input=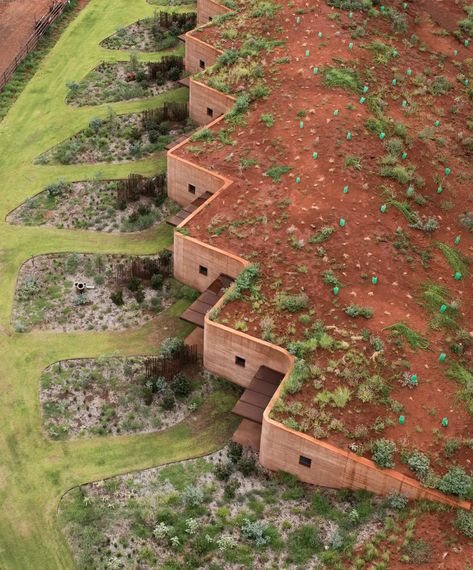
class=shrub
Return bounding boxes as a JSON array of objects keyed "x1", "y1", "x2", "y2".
[
  {"x1": 276, "y1": 292, "x2": 309, "y2": 312},
  {"x1": 228, "y1": 442, "x2": 243, "y2": 463},
  {"x1": 309, "y1": 226, "x2": 335, "y2": 243},
  {"x1": 283, "y1": 359, "x2": 311, "y2": 395},
  {"x1": 182, "y1": 485, "x2": 204, "y2": 507},
  {"x1": 437, "y1": 467, "x2": 472, "y2": 498},
  {"x1": 345, "y1": 304, "x2": 373, "y2": 318},
  {"x1": 214, "y1": 461, "x2": 234, "y2": 481},
  {"x1": 172, "y1": 372, "x2": 192, "y2": 397},
  {"x1": 134, "y1": 289, "x2": 145, "y2": 303},
  {"x1": 455, "y1": 509, "x2": 473, "y2": 538},
  {"x1": 286, "y1": 524, "x2": 322, "y2": 564},
  {"x1": 224, "y1": 479, "x2": 240, "y2": 499},
  {"x1": 402, "y1": 539, "x2": 432, "y2": 563},
  {"x1": 237, "y1": 454, "x2": 258, "y2": 476},
  {"x1": 324, "y1": 66, "x2": 361, "y2": 92},
  {"x1": 387, "y1": 492, "x2": 408, "y2": 510},
  {"x1": 110, "y1": 289, "x2": 124, "y2": 306},
  {"x1": 161, "y1": 390, "x2": 175, "y2": 411},
  {"x1": 240, "y1": 519, "x2": 269, "y2": 546},
  {"x1": 265, "y1": 165, "x2": 292, "y2": 182},
  {"x1": 371, "y1": 439, "x2": 396, "y2": 468},
  {"x1": 407, "y1": 452, "x2": 430, "y2": 478},
  {"x1": 150, "y1": 273, "x2": 164, "y2": 289},
  {"x1": 159, "y1": 337, "x2": 184, "y2": 358}
]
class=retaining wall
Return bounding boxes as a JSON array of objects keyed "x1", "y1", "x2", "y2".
[
  {"x1": 166, "y1": 0, "x2": 471, "y2": 511},
  {"x1": 197, "y1": 0, "x2": 233, "y2": 26},
  {"x1": 189, "y1": 78, "x2": 235, "y2": 124},
  {"x1": 184, "y1": 31, "x2": 222, "y2": 75}
]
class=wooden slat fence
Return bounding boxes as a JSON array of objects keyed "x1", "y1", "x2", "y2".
[
  {"x1": 116, "y1": 173, "x2": 166, "y2": 204},
  {"x1": 0, "y1": 0, "x2": 69, "y2": 92},
  {"x1": 114, "y1": 253, "x2": 173, "y2": 284},
  {"x1": 144, "y1": 345, "x2": 199, "y2": 380}
]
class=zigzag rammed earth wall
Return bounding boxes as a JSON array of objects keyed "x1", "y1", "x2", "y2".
[{"x1": 166, "y1": 0, "x2": 471, "y2": 510}]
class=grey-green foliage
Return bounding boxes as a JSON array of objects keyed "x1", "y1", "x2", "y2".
[{"x1": 371, "y1": 439, "x2": 396, "y2": 468}]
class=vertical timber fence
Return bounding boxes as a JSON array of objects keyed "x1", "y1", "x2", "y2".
[{"x1": 0, "y1": 0, "x2": 69, "y2": 92}]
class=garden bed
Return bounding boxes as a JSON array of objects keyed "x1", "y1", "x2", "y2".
[
  {"x1": 35, "y1": 103, "x2": 192, "y2": 165},
  {"x1": 7, "y1": 176, "x2": 178, "y2": 233},
  {"x1": 12, "y1": 251, "x2": 186, "y2": 333},
  {"x1": 60, "y1": 443, "x2": 473, "y2": 569},
  {"x1": 66, "y1": 56, "x2": 183, "y2": 107},
  {"x1": 101, "y1": 11, "x2": 196, "y2": 52},
  {"x1": 40, "y1": 352, "x2": 215, "y2": 440}
]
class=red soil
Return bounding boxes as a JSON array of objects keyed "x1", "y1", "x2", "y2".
[
  {"x1": 0, "y1": 0, "x2": 88, "y2": 78},
  {"x1": 179, "y1": 0, "x2": 473, "y2": 481}
]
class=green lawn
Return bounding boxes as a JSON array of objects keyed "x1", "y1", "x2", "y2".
[{"x1": 0, "y1": 1, "x2": 238, "y2": 568}]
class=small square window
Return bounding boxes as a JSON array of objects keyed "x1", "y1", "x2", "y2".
[
  {"x1": 299, "y1": 455, "x2": 312, "y2": 468},
  {"x1": 209, "y1": 16, "x2": 213, "y2": 21},
  {"x1": 199, "y1": 265, "x2": 208, "y2": 276},
  {"x1": 199, "y1": 59, "x2": 205, "y2": 70},
  {"x1": 207, "y1": 107, "x2": 214, "y2": 118},
  {"x1": 235, "y1": 356, "x2": 246, "y2": 368},
  {"x1": 188, "y1": 183, "x2": 196, "y2": 195}
]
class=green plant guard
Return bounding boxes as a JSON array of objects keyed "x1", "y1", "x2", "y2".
[
  {"x1": 455, "y1": 236, "x2": 461, "y2": 245},
  {"x1": 296, "y1": 177, "x2": 301, "y2": 184},
  {"x1": 346, "y1": 132, "x2": 351, "y2": 141},
  {"x1": 392, "y1": 79, "x2": 397, "y2": 86},
  {"x1": 300, "y1": 121, "x2": 304, "y2": 129},
  {"x1": 465, "y1": 40, "x2": 469, "y2": 47},
  {"x1": 454, "y1": 272, "x2": 462, "y2": 280},
  {"x1": 411, "y1": 374, "x2": 417, "y2": 385},
  {"x1": 379, "y1": 132, "x2": 385, "y2": 140},
  {"x1": 399, "y1": 415, "x2": 405, "y2": 425},
  {"x1": 454, "y1": 49, "x2": 458, "y2": 56},
  {"x1": 360, "y1": 97, "x2": 366, "y2": 104},
  {"x1": 440, "y1": 304, "x2": 447, "y2": 313},
  {"x1": 392, "y1": 49, "x2": 399, "y2": 57},
  {"x1": 434, "y1": 120, "x2": 440, "y2": 127},
  {"x1": 465, "y1": 79, "x2": 469, "y2": 86},
  {"x1": 445, "y1": 167, "x2": 451, "y2": 175},
  {"x1": 439, "y1": 352, "x2": 446, "y2": 362},
  {"x1": 313, "y1": 152, "x2": 318, "y2": 159},
  {"x1": 380, "y1": 204, "x2": 387, "y2": 213},
  {"x1": 402, "y1": 152, "x2": 407, "y2": 159},
  {"x1": 348, "y1": 11, "x2": 353, "y2": 18},
  {"x1": 333, "y1": 109, "x2": 339, "y2": 116},
  {"x1": 339, "y1": 218, "x2": 346, "y2": 227},
  {"x1": 349, "y1": 42, "x2": 353, "y2": 50},
  {"x1": 403, "y1": 2, "x2": 408, "y2": 8},
  {"x1": 442, "y1": 417, "x2": 448, "y2": 427},
  {"x1": 318, "y1": 31, "x2": 322, "y2": 38},
  {"x1": 437, "y1": 186, "x2": 443, "y2": 194},
  {"x1": 296, "y1": 16, "x2": 301, "y2": 24},
  {"x1": 380, "y1": 5, "x2": 385, "y2": 12},
  {"x1": 402, "y1": 100, "x2": 407, "y2": 107},
  {"x1": 305, "y1": 49, "x2": 310, "y2": 57},
  {"x1": 407, "y1": 68, "x2": 412, "y2": 76},
  {"x1": 372, "y1": 276, "x2": 378, "y2": 284},
  {"x1": 363, "y1": 85, "x2": 369, "y2": 93},
  {"x1": 333, "y1": 286, "x2": 339, "y2": 295},
  {"x1": 313, "y1": 67, "x2": 319, "y2": 74},
  {"x1": 343, "y1": 185, "x2": 348, "y2": 193}
]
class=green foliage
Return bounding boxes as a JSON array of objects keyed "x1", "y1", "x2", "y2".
[
  {"x1": 421, "y1": 281, "x2": 459, "y2": 330},
  {"x1": 324, "y1": 67, "x2": 361, "y2": 92},
  {"x1": 309, "y1": 226, "x2": 336, "y2": 243},
  {"x1": 276, "y1": 292, "x2": 309, "y2": 312},
  {"x1": 159, "y1": 337, "x2": 185, "y2": 358},
  {"x1": 407, "y1": 452, "x2": 430, "y2": 479},
  {"x1": 437, "y1": 467, "x2": 472, "y2": 498},
  {"x1": 428, "y1": 75, "x2": 452, "y2": 96},
  {"x1": 286, "y1": 524, "x2": 322, "y2": 564},
  {"x1": 345, "y1": 304, "x2": 373, "y2": 319},
  {"x1": 282, "y1": 359, "x2": 311, "y2": 395},
  {"x1": 371, "y1": 439, "x2": 396, "y2": 468},
  {"x1": 455, "y1": 509, "x2": 473, "y2": 538},
  {"x1": 446, "y1": 363, "x2": 473, "y2": 415},
  {"x1": 401, "y1": 539, "x2": 432, "y2": 564},
  {"x1": 379, "y1": 164, "x2": 413, "y2": 184},
  {"x1": 265, "y1": 165, "x2": 292, "y2": 182},
  {"x1": 260, "y1": 113, "x2": 274, "y2": 127},
  {"x1": 344, "y1": 155, "x2": 362, "y2": 170},
  {"x1": 384, "y1": 322, "x2": 429, "y2": 350},
  {"x1": 225, "y1": 264, "x2": 260, "y2": 302},
  {"x1": 250, "y1": 1, "x2": 280, "y2": 18},
  {"x1": 437, "y1": 242, "x2": 470, "y2": 276}
]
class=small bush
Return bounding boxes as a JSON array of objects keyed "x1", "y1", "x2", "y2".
[
  {"x1": 407, "y1": 451, "x2": 430, "y2": 478},
  {"x1": 159, "y1": 337, "x2": 184, "y2": 358},
  {"x1": 455, "y1": 509, "x2": 473, "y2": 538},
  {"x1": 437, "y1": 467, "x2": 472, "y2": 498},
  {"x1": 228, "y1": 442, "x2": 243, "y2": 463},
  {"x1": 182, "y1": 485, "x2": 204, "y2": 507},
  {"x1": 240, "y1": 519, "x2": 269, "y2": 546},
  {"x1": 171, "y1": 372, "x2": 192, "y2": 397},
  {"x1": 110, "y1": 289, "x2": 124, "y2": 306},
  {"x1": 345, "y1": 304, "x2": 373, "y2": 319},
  {"x1": 387, "y1": 492, "x2": 408, "y2": 510},
  {"x1": 237, "y1": 454, "x2": 258, "y2": 476},
  {"x1": 276, "y1": 292, "x2": 309, "y2": 312},
  {"x1": 372, "y1": 439, "x2": 396, "y2": 468}
]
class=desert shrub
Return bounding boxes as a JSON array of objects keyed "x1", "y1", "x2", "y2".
[
  {"x1": 455, "y1": 509, "x2": 473, "y2": 538},
  {"x1": 428, "y1": 75, "x2": 452, "y2": 96},
  {"x1": 171, "y1": 372, "x2": 192, "y2": 397},
  {"x1": 407, "y1": 451, "x2": 430, "y2": 478},
  {"x1": 345, "y1": 304, "x2": 373, "y2": 318},
  {"x1": 437, "y1": 467, "x2": 472, "y2": 498},
  {"x1": 182, "y1": 485, "x2": 204, "y2": 507},
  {"x1": 223, "y1": 479, "x2": 240, "y2": 499},
  {"x1": 240, "y1": 519, "x2": 269, "y2": 546},
  {"x1": 150, "y1": 273, "x2": 164, "y2": 289},
  {"x1": 18, "y1": 275, "x2": 40, "y2": 300},
  {"x1": 214, "y1": 461, "x2": 234, "y2": 481},
  {"x1": 159, "y1": 337, "x2": 184, "y2": 358},
  {"x1": 402, "y1": 539, "x2": 432, "y2": 563},
  {"x1": 309, "y1": 226, "x2": 335, "y2": 243},
  {"x1": 237, "y1": 454, "x2": 258, "y2": 476},
  {"x1": 276, "y1": 292, "x2": 309, "y2": 312},
  {"x1": 283, "y1": 359, "x2": 311, "y2": 395},
  {"x1": 228, "y1": 442, "x2": 243, "y2": 463},
  {"x1": 371, "y1": 439, "x2": 396, "y2": 468},
  {"x1": 387, "y1": 492, "x2": 408, "y2": 510},
  {"x1": 265, "y1": 165, "x2": 292, "y2": 182},
  {"x1": 110, "y1": 289, "x2": 124, "y2": 306},
  {"x1": 161, "y1": 390, "x2": 175, "y2": 411},
  {"x1": 324, "y1": 66, "x2": 361, "y2": 92}
]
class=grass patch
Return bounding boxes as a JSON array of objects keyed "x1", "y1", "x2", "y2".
[{"x1": 384, "y1": 322, "x2": 429, "y2": 350}]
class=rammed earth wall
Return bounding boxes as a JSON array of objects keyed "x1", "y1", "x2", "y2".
[
  {"x1": 197, "y1": 0, "x2": 233, "y2": 26},
  {"x1": 168, "y1": 0, "x2": 471, "y2": 511}
]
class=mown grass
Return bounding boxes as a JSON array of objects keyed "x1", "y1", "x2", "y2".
[{"x1": 0, "y1": 1, "x2": 239, "y2": 569}]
